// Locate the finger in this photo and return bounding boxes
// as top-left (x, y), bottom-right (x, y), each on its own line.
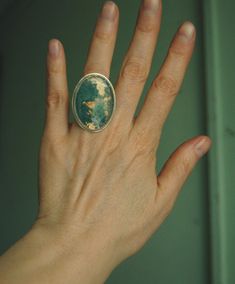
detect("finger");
top-left (156, 136), bottom-right (212, 209)
top-left (114, 0), bottom-right (162, 127)
top-left (83, 1), bottom-right (119, 78)
top-left (45, 39), bottom-right (69, 137)
top-left (133, 21), bottom-right (196, 146)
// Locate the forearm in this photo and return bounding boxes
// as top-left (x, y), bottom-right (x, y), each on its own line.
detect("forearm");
top-left (0, 223), bottom-right (117, 284)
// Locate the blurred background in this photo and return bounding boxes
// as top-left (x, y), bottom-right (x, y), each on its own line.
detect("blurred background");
top-left (0, 0), bottom-right (234, 283)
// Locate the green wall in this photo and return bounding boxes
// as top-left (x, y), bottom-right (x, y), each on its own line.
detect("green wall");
top-left (203, 0), bottom-right (235, 283)
top-left (0, 0), bottom-right (234, 283)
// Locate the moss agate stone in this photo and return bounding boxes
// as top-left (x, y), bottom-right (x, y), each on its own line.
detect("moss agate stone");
top-left (72, 73), bottom-right (116, 132)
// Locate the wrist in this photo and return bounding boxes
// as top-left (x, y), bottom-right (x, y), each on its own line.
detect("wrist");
top-left (0, 221), bottom-right (120, 284)
top-left (31, 221), bottom-right (120, 284)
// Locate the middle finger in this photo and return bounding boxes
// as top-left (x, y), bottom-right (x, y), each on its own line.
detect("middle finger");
top-left (83, 1), bottom-right (119, 78)
top-left (114, 0), bottom-right (162, 128)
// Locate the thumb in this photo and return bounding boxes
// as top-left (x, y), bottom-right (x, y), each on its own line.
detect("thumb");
top-left (157, 135), bottom-right (212, 203)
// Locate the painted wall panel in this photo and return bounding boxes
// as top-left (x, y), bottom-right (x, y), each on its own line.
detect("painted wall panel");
top-left (203, 0), bottom-right (235, 283)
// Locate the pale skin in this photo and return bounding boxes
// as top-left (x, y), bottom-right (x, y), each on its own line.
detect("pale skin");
top-left (0, 0), bottom-right (212, 283)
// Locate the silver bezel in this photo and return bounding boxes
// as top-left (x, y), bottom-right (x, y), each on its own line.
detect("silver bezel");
top-left (71, 72), bottom-right (116, 133)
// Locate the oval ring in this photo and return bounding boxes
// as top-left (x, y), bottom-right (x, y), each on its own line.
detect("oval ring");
top-left (72, 73), bottom-right (116, 133)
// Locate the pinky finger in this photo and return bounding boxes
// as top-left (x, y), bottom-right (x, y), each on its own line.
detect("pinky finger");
top-left (156, 135), bottom-right (212, 205)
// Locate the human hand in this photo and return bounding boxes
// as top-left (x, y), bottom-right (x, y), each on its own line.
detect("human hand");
top-left (0, 0), bottom-right (211, 283)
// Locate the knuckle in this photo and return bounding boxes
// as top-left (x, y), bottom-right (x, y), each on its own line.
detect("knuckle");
top-left (48, 63), bottom-right (64, 75)
top-left (106, 134), bottom-right (121, 156)
top-left (137, 13), bottom-right (156, 33)
top-left (40, 135), bottom-right (57, 156)
top-left (154, 75), bottom-right (178, 97)
top-left (94, 27), bottom-right (111, 43)
top-left (47, 90), bottom-right (66, 108)
top-left (106, 123), bottom-right (126, 156)
top-left (40, 135), bottom-right (66, 167)
top-left (121, 57), bottom-right (148, 83)
top-left (179, 155), bottom-right (191, 176)
top-left (131, 128), bottom-right (155, 157)
top-left (169, 45), bottom-right (187, 58)
top-left (83, 64), bottom-right (109, 78)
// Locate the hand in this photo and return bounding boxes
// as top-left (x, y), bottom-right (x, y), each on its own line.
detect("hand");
top-left (0, 0), bottom-right (211, 283)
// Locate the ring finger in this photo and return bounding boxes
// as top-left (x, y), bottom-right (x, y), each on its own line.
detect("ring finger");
top-left (70, 1), bottom-right (119, 136)
top-left (132, 21), bottom-right (196, 149)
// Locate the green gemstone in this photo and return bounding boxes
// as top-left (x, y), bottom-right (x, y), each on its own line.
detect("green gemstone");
top-left (72, 73), bottom-right (116, 132)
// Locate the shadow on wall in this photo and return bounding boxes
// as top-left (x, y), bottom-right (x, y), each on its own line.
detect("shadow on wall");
top-left (0, 0), bottom-right (15, 19)
top-left (0, 53), bottom-right (3, 142)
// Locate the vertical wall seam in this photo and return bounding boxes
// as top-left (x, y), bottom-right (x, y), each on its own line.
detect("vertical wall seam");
top-left (202, 0), bottom-right (226, 284)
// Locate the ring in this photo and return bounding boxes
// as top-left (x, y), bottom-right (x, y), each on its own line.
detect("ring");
top-left (72, 72), bottom-right (116, 133)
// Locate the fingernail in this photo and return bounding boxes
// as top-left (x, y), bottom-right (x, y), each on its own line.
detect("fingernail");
top-left (194, 137), bottom-right (211, 158)
top-left (48, 39), bottom-right (60, 58)
top-left (143, 0), bottom-right (160, 11)
top-left (101, 1), bottom-right (116, 21)
top-left (178, 21), bottom-right (195, 42)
